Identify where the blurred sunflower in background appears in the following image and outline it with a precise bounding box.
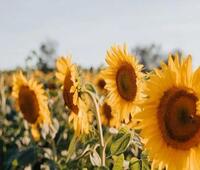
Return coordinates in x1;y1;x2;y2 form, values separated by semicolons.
137;55;200;170
102;45;143;123
12;71;51;140
100;99;119;128
31;70;45;80
81;69;94;83
94;72;107;96
56;56;91;135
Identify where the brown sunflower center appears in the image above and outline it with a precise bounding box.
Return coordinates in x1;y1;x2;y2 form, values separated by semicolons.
63;73;79;114
97;79;106;90
116;63;137;101
103;103;113;122
158;88;200;149
18;86;39;124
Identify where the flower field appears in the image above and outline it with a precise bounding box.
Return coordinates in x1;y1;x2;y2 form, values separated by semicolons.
1;44;200;170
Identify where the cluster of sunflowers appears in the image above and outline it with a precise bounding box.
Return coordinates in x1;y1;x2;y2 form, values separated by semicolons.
1;44;200;170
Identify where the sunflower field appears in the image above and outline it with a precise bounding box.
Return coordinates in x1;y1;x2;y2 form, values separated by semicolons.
0;44;199;170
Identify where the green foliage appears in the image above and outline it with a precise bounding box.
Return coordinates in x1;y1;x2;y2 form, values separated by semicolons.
4;146;40;170
108;127;132;156
130;157;140;170
66;134;78;162
85;83;97;94
112;154;124;170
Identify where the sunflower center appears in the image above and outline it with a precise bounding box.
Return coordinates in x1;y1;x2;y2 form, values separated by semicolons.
63;73;79;114
158;88;200;149
97;79;106;90
116;63;137;101
18;86;39;124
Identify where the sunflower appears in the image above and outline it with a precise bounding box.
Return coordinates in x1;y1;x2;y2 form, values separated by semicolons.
94;72;107;96
12;71;51;140
100;99;119;128
56;56;90;135
137;55;200;170
102;45;143;122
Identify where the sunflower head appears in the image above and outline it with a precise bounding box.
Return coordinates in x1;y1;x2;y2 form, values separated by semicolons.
56;56;80;113
94;71;107;96
100;99;119;128
102;44;143;122
137;55;200;169
12;71;51;140
56;56;91;135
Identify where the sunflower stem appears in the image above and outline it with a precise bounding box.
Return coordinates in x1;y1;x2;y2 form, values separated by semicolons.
86;91;106;167
51;138;57;161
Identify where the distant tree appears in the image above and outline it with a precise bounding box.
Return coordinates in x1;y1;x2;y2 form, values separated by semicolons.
132;44;183;72
132;44;165;72
26;39;58;72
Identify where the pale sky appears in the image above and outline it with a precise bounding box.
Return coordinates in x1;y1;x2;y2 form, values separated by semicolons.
1;0;200;70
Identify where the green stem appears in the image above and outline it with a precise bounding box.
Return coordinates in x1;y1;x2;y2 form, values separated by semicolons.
66;134;77;162
51;139;57;161
86;91;105;166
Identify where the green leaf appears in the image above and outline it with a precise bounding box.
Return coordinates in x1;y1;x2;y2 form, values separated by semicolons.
118;127;129;134
130;157;140;170
3;146;19;170
142;160;150;170
3;146;39;170
66;134;78;161
112;154;124;170
85;83;97;94
141;151;150;170
17;146;39;166
141;151;148;160
110;133;131;156
90;149;101;167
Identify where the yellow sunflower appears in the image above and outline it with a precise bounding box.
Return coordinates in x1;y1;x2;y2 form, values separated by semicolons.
94;72;107;96
137;55;200;170
102;45;143;122
12;71;51;141
100;99;119;128
56;56;90;135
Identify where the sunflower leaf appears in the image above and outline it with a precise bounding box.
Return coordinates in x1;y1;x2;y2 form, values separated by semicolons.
85;83;97;94
130;157;140;170
66;134;78;161
89;149;101;167
3;146;18;170
110;133;131;156
17;146;39;167
112;154;124;170
3;146;39;170
142;160;150;170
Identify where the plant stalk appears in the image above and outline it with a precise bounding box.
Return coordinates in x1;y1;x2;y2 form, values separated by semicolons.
86;91;105;166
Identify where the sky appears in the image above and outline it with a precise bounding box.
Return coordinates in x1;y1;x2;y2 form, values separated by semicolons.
1;0;200;70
